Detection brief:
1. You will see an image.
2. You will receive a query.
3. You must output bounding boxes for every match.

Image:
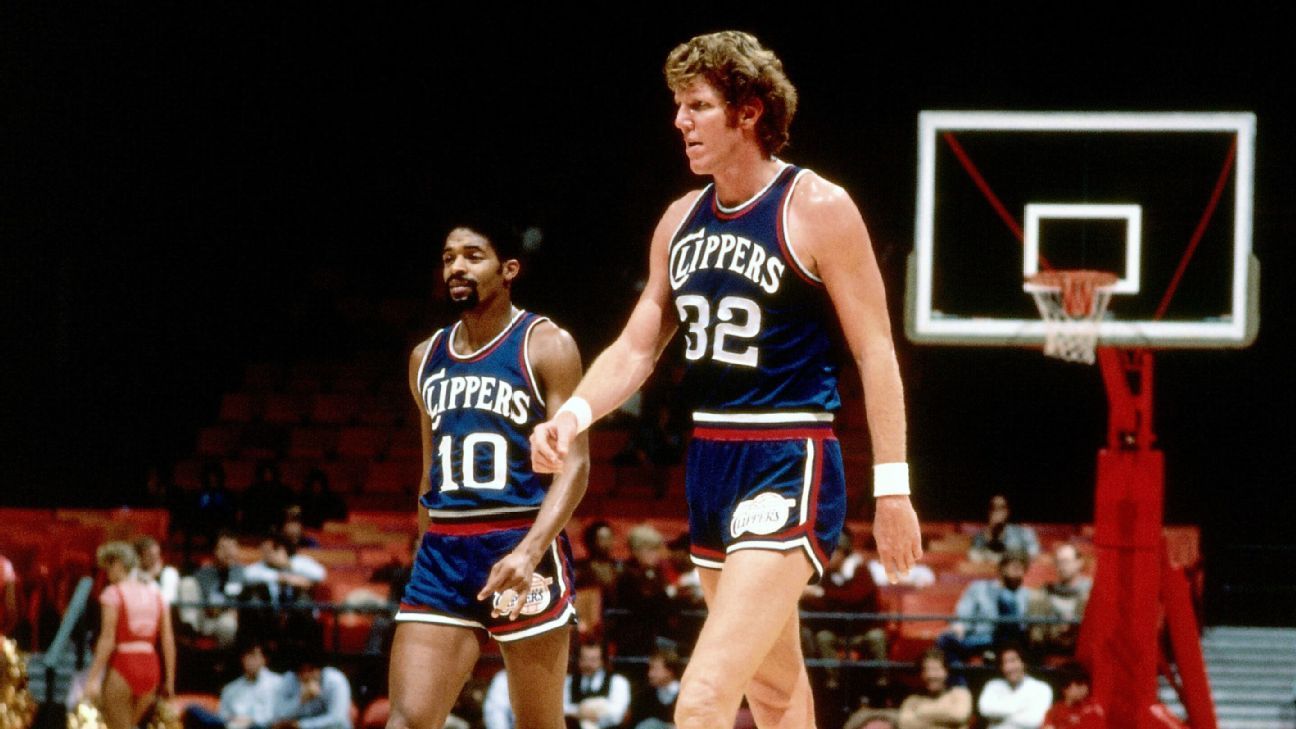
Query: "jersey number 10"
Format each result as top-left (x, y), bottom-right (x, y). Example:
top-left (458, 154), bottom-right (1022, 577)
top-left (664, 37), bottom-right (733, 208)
top-left (437, 433), bottom-right (508, 491)
top-left (675, 295), bottom-right (761, 368)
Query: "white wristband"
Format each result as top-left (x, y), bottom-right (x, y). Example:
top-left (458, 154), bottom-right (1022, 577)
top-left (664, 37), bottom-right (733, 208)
top-left (556, 396), bottom-right (593, 434)
top-left (873, 462), bottom-right (911, 497)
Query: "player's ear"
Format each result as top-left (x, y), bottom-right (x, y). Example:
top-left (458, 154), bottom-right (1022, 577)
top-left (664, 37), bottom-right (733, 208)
top-left (736, 97), bottom-right (764, 129)
top-left (501, 258), bottom-right (520, 283)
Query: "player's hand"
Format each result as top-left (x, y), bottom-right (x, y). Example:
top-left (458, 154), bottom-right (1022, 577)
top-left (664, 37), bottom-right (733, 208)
top-left (530, 413), bottom-right (577, 473)
top-left (874, 495), bottom-right (922, 584)
top-left (477, 549), bottom-right (540, 620)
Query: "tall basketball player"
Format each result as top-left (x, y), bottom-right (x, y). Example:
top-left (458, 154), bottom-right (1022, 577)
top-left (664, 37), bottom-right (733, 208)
top-left (530, 32), bottom-right (922, 729)
top-left (387, 222), bottom-right (588, 729)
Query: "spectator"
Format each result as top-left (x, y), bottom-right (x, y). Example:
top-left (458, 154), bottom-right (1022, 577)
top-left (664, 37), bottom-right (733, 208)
top-left (844, 714), bottom-right (899, 729)
top-left (800, 527), bottom-right (887, 691)
top-left (133, 536), bottom-right (180, 605)
top-left (194, 462), bottom-right (238, 548)
top-left (937, 551), bottom-right (1030, 664)
top-left (1027, 544), bottom-right (1091, 655)
top-left (977, 645), bottom-right (1052, 729)
top-left (281, 512), bottom-right (320, 550)
top-left (610, 524), bottom-right (675, 660)
top-left (270, 648), bottom-right (352, 729)
top-left (183, 640), bottom-right (283, 729)
top-left (969, 495), bottom-right (1040, 564)
top-left (895, 649), bottom-right (972, 729)
top-left (245, 534), bottom-right (326, 606)
top-left (664, 533), bottom-right (702, 606)
top-left (244, 534), bottom-right (327, 649)
top-left (0, 553), bottom-right (17, 636)
top-left (628, 647), bottom-right (683, 729)
top-left (564, 641), bottom-right (631, 729)
top-left (242, 462), bottom-right (295, 537)
top-left (177, 531), bottom-right (246, 649)
top-left (482, 669), bottom-right (514, 729)
top-left (576, 521), bottom-right (622, 596)
top-left (298, 469), bottom-right (347, 530)
top-left (1041, 662), bottom-right (1105, 729)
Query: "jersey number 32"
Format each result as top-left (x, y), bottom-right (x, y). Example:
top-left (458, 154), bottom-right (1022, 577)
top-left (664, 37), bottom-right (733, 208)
top-left (675, 295), bottom-right (761, 368)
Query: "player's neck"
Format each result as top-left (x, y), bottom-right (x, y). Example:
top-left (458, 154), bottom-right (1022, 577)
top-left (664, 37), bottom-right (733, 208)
top-left (710, 152), bottom-right (782, 208)
top-left (456, 299), bottom-right (518, 351)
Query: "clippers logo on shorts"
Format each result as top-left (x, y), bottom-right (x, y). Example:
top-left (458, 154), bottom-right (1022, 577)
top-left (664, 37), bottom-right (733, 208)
top-left (492, 574), bottom-right (554, 617)
top-left (668, 163), bottom-right (842, 414)
top-left (730, 492), bottom-right (798, 538)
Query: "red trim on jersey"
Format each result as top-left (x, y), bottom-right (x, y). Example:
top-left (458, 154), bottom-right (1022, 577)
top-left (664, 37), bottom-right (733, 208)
top-left (447, 312), bottom-right (527, 363)
top-left (692, 426), bottom-right (837, 441)
top-left (775, 171), bottom-right (821, 287)
top-left (426, 518), bottom-right (533, 536)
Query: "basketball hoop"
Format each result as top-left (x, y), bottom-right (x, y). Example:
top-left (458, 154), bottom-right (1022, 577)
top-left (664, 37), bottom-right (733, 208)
top-left (1024, 270), bottom-right (1119, 364)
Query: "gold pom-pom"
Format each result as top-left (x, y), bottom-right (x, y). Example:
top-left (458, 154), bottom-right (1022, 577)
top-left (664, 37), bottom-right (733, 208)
top-left (66, 701), bottom-right (107, 729)
top-left (0, 638), bottom-right (34, 729)
top-left (142, 699), bottom-right (182, 729)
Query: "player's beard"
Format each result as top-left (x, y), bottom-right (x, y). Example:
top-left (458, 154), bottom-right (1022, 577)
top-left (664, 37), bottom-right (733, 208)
top-left (448, 280), bottom-right (479, 311)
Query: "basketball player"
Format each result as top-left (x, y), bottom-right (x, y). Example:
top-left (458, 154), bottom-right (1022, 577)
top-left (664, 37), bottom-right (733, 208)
top-left (530, 32), bottom-right (922, 729)
top-left (387, 222), bottom-right (588, 729)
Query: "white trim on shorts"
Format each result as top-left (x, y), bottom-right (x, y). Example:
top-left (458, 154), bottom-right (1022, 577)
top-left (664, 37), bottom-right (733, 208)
top-left (727, 536), bottom-right (825, 578)
top-left (494, 603), bottom-right (577, 642)
top-left (800, 438), bottom-right (815, 524)
top-left (393, 611), bottom-right (485, 630)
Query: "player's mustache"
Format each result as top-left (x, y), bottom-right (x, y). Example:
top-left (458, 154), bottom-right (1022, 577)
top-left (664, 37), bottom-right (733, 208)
top-left (447, 277), bottom-right (477, 288)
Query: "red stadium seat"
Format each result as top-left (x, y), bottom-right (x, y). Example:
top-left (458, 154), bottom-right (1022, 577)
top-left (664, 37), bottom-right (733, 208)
top-left (218, 393), bottom-right (260, 423)
top-left (360, 698), bottom-right (390, 729)
top-left (338, 427), bottom-right (391, 459)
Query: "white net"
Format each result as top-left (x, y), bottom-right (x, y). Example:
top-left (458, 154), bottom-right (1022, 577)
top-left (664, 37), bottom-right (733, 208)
top-left (1024, 271), bottom-right (1118, 364)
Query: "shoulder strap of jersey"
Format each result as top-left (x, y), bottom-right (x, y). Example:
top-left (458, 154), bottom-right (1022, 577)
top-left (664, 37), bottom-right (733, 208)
top-left (520, 312), bottom-right (552, 409)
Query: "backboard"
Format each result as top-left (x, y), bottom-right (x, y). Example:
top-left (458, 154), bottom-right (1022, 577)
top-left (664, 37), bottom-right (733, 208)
top-left (905, 111), bottom-right (1258, 349)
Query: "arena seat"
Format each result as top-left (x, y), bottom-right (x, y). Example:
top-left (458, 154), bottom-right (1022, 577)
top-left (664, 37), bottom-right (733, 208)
top-left (338, 427), bottom-right (391, 459)
top-left (287, 426), bottom-right (338, 459)
top-left (197, 425), bottom-right (240, 458)
top-left (360, 698), bottom-right (390, 729)
top-left (218, 393), bottom-right (260, 423)
top-left (312, 393), bottom-right (363, 425)
top-left (170, 693), bottom-right (221, 715)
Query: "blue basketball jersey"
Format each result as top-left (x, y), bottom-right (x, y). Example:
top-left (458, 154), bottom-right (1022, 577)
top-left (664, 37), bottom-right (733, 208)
top-left (667, 163), bottom-right (842, 422)
top-left (415, 309), bottom-right (550, 515)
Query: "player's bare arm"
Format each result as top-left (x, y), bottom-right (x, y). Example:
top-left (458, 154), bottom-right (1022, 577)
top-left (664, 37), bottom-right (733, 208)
top-left (529, 192), bottom-right (698, 473)
top-left (408, 339), bottom-right (435, 538)
top-left (787, 172), bottom-right (922, 579)
top-left (477, 321), bottom-right (589, 618)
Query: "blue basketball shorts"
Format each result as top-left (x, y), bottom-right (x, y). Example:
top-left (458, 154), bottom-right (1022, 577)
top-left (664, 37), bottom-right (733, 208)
top-left (685, 424), bottom-right (846, 582)
top-left (395, 516), bottom-right (576, 642)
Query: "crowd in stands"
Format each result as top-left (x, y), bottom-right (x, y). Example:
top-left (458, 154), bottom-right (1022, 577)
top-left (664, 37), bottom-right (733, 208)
top-left (1, 481), bottom-right (1197, 729)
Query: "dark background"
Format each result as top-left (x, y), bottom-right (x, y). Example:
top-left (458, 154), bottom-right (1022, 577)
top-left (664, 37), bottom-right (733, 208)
top-left (3, 7), bottom-right (1293, 621)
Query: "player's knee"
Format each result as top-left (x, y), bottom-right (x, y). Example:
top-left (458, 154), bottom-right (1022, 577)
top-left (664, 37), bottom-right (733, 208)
top-left (674, 675), bottom-right (732, 729)
top-left (385, 703), bottom-right (429, 729)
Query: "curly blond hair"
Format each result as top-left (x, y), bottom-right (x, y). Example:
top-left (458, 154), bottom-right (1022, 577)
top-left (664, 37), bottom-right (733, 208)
top-left (664, 31), bottom-right (798, 157)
